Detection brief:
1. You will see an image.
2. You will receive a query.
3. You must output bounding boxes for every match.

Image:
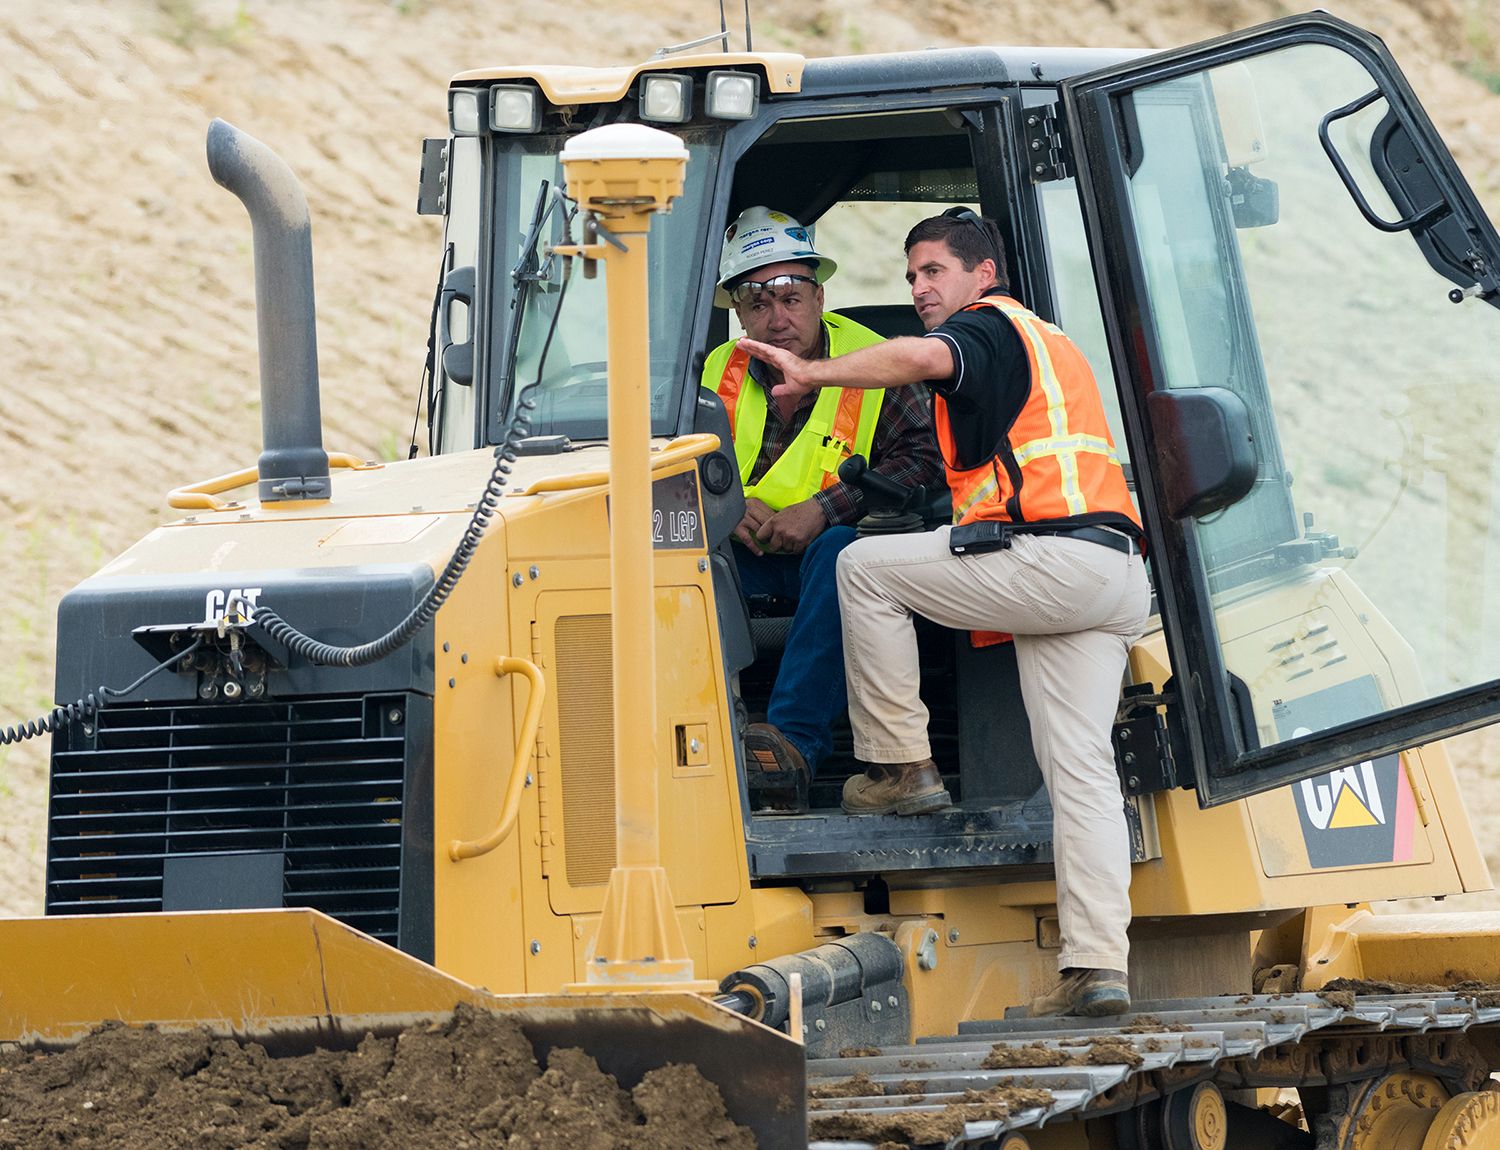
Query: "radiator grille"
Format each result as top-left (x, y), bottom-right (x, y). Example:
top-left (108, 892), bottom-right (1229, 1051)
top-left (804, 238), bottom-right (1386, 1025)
top-left (46, 695), bottom-right (410, 944)
top-left (554, 615), bottom-right (616, 886)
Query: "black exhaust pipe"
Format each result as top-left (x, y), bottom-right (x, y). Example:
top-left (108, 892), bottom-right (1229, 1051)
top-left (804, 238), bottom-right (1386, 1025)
top-left (206, 118), bottom-right (331, 503)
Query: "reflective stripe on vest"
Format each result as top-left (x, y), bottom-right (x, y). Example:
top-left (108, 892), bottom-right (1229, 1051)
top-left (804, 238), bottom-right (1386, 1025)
top-left (937, 295), bottom-right (1139, 530)
top-left (701, 313), bottom-right (887, 511)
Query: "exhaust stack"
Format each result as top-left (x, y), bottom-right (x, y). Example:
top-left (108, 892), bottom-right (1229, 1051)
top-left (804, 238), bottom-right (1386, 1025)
top-left (206, 118), bottom-right (331, 503)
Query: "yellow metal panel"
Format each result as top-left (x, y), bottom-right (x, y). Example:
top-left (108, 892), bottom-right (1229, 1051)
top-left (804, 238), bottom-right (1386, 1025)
top-left (0, 910), bottom-right (498, 1042)
top-left (530, 584), bottom-right (741, 917)
top-left (703, 888), bottom-right (817, 981)
top-left (888, 885), bottom-right (1035, 948)
top-left (1123, 598), bottom-right (1475, 919)
top-left (430, 519), bottom-right (533, 996)
top-left (1303, 907), bottom-right (1500, 987)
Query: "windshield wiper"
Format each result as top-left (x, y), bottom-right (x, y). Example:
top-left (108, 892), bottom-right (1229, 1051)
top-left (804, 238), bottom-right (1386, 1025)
top-left (511, 178), bottom-right (556, 291)
top-left (500, 181), bottom-right (568, 403)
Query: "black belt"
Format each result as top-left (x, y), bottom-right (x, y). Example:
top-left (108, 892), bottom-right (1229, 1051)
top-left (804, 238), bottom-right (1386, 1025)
top-left (1015, 525), bottom-right (1139, 555)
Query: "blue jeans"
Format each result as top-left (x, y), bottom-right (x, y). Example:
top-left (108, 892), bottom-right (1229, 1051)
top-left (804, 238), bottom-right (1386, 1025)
top-left (734, 525), bottom-right (857, 774)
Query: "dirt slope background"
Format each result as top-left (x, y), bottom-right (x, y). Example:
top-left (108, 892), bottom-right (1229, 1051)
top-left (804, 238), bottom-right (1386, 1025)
top-left (1, 0), bottom-right (1498, 918)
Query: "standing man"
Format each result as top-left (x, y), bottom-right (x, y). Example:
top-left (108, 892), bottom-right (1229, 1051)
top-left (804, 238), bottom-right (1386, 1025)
top-left (739, 208), bottom-right (1150, 1017)
top-left (703, 206), bottom-right (942, 802)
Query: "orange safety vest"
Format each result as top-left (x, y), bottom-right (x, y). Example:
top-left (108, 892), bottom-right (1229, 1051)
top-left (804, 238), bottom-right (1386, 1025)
top-left (937, 295), bottom-right (1140, 649)
top-left (936, 295), bottom-right (1140, 535)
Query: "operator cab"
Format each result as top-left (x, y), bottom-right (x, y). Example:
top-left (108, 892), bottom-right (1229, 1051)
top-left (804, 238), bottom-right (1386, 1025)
top-left (428, 14), bottom-right (1500, 886)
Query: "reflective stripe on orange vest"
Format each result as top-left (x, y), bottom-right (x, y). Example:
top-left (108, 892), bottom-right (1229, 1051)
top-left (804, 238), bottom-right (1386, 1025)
top-left (936, 295), bottom-right (1139, 532)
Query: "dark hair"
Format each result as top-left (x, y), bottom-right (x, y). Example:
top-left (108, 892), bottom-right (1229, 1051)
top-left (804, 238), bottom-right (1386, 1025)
top-left (904, 211), bottom-right (1010, 291)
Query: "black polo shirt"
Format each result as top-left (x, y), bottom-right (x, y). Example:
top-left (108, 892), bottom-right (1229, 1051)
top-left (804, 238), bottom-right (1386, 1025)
top-left (921, 290), bottom-right (1029, 471)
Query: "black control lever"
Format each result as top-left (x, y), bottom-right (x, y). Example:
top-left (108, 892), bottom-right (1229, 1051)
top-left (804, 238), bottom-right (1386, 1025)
top-left (838, 455), bottom-right (927, 512)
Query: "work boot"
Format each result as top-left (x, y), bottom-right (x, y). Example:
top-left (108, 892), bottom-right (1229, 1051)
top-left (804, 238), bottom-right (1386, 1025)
top-left (1027, 968), bottom-right (1131, 1018)
top-left (841, 760), bottom-right (953, 816)
top-left (744, 723), bottom-right (811, 813)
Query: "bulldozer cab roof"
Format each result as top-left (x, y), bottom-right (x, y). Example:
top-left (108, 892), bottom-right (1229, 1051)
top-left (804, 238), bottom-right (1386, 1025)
top-left (448, 45), bottom-right (1151, 105)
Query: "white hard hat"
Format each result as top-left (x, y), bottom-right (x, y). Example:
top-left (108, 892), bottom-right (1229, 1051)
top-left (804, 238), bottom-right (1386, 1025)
top-left (714, 206), bottom-right (837, 308)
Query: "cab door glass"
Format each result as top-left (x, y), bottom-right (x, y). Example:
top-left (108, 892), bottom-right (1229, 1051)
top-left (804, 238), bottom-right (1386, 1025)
top-left (435, 136), bottom-right (482, 454)
top-left (1036, 179), bottom-right (1130, 465)
top-left (1113, 41), bottom-right (1500, 763)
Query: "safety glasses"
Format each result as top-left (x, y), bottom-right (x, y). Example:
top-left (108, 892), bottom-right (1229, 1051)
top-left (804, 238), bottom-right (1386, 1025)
top-left (728, 273), bottom-right (817, 305)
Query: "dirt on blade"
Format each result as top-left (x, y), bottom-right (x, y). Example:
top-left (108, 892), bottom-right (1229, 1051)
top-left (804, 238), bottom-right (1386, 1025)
top-left (0, 1005), bottom-right (755, 1150)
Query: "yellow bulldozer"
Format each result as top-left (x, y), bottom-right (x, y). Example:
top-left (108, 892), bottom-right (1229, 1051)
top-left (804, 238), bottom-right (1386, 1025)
top-left (8, 9), bottom-right (1500, 1148)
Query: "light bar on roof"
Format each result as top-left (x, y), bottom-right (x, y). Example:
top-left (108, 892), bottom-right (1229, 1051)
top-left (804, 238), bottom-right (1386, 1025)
top-left (640, 73), bottom-right (692, 125)
top-left (449, 89), bottom-right (483, 136)
top-left (705, 70), bottom-right (759, 120)
top-left (490, 84), bottom-right (541, 134)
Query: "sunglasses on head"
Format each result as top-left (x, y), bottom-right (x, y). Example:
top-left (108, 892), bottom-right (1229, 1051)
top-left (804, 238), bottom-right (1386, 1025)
top-left (728, 273), bottom-right (817, 305)
top-left (942, 206), bottom-right (1001, 269)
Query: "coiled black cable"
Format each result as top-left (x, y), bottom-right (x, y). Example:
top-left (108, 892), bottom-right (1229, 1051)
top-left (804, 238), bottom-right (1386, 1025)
top-left (250, 267), bottom-right (573, 668)
top-left (1, 637), bottom-right (206, 746)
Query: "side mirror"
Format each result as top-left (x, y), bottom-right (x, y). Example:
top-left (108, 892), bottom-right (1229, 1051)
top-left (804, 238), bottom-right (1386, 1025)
top-left (1146, 386), bottom-right (1257, 519)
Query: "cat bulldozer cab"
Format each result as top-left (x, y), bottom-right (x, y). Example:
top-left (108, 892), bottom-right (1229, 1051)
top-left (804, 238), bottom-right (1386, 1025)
top-left (9, 10), bottom-right (1500, 1149)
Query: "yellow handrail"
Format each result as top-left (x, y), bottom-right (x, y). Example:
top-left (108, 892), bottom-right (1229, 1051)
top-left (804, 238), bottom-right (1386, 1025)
top-left (167, 452), bottom-right (383, 512)
top-left (448, 656), bottom-right (547, 862)
top-left (515, 432), bottom-right (720, 496)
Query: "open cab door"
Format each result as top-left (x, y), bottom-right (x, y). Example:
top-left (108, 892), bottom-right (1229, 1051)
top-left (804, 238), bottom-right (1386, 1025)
top-left (1060, 13), bottom-right (1500, 805)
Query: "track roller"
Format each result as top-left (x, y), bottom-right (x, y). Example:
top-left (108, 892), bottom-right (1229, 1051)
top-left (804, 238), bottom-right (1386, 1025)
top-left (1420, 1090), bottom-right (1500, 1149)
top-left (1323, 1072), bottom-right (1454, 1149)
top-left (1117, 1082), bottom-right (1228, 1150)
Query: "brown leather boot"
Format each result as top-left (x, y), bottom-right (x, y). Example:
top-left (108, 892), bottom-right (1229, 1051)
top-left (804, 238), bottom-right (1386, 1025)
top-left (1027, 968), bottom-right (1131, 1018)
top-left (841, 760), bottom-right (953, 815)
top-left (743, 723), bottom-right (810, 812)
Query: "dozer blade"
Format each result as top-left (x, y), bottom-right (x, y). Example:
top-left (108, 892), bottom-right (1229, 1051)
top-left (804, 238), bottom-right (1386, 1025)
top-left (0, 908), bottom-right (807, 1149)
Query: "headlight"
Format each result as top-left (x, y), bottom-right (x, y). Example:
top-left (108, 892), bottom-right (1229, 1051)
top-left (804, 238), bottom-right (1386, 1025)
top-left (490, 85), bottom-right (541, 134)
top-left (449, 89), bottom-right (483, 136)
top-left (640, 73), bottom-right (692, 124)
top-left (705, 71), bottom-right (759, 120)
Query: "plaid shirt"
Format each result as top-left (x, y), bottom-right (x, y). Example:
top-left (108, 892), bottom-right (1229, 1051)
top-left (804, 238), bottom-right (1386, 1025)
top-left (744, 329), bottom-right (944, 527)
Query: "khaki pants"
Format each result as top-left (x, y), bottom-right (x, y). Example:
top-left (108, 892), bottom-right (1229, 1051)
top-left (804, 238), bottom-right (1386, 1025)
top-left (836, 527), bottom-right (1151, 972)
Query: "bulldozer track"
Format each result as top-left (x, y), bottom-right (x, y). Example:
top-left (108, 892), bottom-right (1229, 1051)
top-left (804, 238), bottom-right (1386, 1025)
top-left (807, 991), bottom-right (1500, 1147)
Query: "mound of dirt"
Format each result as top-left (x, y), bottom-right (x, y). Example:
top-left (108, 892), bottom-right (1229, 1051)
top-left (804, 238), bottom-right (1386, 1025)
top-left (0, 1005), bottom-right (755, 1150)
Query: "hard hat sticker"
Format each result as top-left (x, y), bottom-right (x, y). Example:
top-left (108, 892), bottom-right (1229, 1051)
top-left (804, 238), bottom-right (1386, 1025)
top-left (785, 227), bottom-right (809, 242)
top-left (740, 236), bottom-right (775, 253)
top-left (767, 210), bottom-right (789, 222)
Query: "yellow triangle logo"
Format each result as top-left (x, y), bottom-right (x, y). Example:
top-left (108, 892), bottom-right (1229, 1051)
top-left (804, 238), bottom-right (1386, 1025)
top-left (1329, 785), bottom-right (1379, 828)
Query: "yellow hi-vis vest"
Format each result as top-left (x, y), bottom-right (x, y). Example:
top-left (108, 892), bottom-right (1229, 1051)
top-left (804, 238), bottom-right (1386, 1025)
top-left (700, 313), bottom-right (886, 511)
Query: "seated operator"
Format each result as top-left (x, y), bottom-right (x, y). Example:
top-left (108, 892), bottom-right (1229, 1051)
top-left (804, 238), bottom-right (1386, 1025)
top-left (701, 206), bottom-right (943, 799)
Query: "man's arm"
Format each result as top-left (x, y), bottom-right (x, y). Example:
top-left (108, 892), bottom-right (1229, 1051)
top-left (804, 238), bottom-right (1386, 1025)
top-left (738, 334), bottom-right (953, 400)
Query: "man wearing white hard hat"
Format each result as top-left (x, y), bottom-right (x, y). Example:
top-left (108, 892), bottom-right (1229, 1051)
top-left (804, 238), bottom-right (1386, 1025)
top-left (702, 206), bottom-right (942, 804)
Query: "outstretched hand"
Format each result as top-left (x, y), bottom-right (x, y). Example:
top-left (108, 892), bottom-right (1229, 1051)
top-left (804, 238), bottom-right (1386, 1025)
top-left (737, 338), bottom-right (818, 401)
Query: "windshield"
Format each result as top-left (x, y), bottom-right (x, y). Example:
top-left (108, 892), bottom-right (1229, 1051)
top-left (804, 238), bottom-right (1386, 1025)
top-left (488, 129), bottom-right (719, 442)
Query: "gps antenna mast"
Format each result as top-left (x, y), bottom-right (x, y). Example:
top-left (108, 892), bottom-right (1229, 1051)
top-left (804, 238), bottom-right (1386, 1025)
top-left (743, 0), bottom-right (753, 50)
